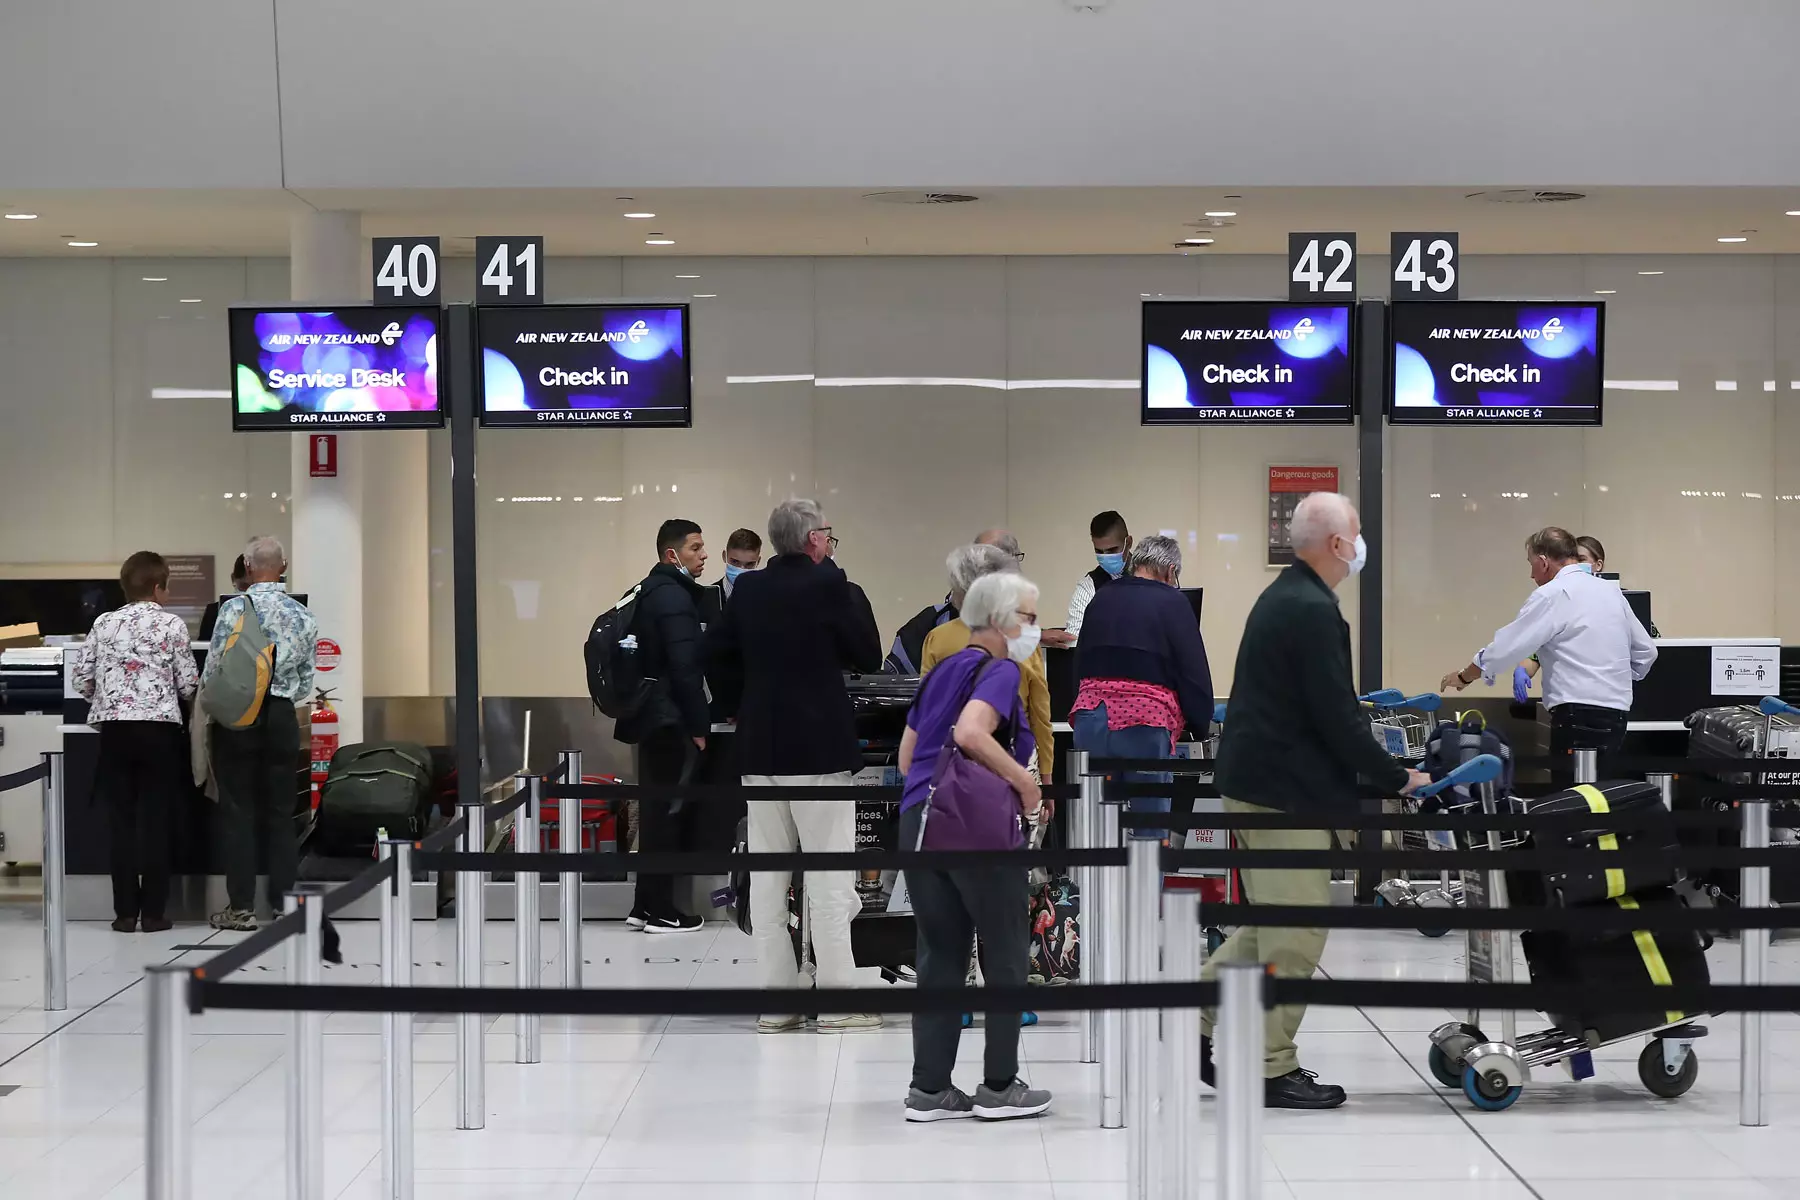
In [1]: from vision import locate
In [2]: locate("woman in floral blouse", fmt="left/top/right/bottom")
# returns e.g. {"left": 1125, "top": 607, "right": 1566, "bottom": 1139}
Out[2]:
{"left": 72, "top": 552, "right": 199, "bottom": 932}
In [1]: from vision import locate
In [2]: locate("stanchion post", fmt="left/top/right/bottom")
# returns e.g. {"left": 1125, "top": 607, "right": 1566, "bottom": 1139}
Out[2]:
{"left": 380, "top": 839, "right": 415, "bottom": 1200}
{"left": 1572, "top": 747, "right": 1598, "bottom": 785}
{"left": 286, "top": 889, "right": 325, "bottom": 1200}
{"left": 1647, "top": 772, "right": 1674, "bottom": 811}
{"left": 456, "top": 801, "right": 487, "bottom": 1130}
{"left": 559, "top": 750, "right": 584, "bottom": 990}
{"left": 1125, "top": 835, "right": 1160, "bottom": 1200}
{"left": 1071, "top": 750, "right": 1098, "bottom": 1065}
{"left": 1162, "top": 888, "right": 1202, "bottom": 1200}
{"left": 144, "top": 964, "right": 191, "bottom": 1200}
{"left": 1216, "top": 962, "right": 1265, "bottom": 1200}
{"left": 515, "top": 774, "right": 542, "bottom": 1065}
{"left": 41, "top": 751, "right": 66, "bottom": 1012}
{"left": 1098, "top": 799, "right": 1125, "bottom": 1128}
{"left": 1741, "top": 796, "right": 1770, "bottom": 1127}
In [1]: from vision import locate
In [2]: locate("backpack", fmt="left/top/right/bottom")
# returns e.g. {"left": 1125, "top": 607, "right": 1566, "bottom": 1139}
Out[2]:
{"left": 583, "top": 584, "right": 651, "bottom": 720}
{"left": 312, "top": 741, "right": 434, "bottom": 855}
{"left": 1423, "top": 710, "right": 1515, "bottom": 802}
{"left": 199, "top": 596, "right": 274, "bottom": 729}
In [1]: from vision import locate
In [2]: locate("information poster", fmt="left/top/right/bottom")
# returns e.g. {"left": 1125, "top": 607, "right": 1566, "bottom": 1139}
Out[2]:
{"left": 1711, "top": 644, "right": 1779, "bottom": 696}
{"left": 1267, "top": 466, "right": 1340, "bottom": 566}
{"left": 162, "top": 555, "right": 215, "bottom": 637}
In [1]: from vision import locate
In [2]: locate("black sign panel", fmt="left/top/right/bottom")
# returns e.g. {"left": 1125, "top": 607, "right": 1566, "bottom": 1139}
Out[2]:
{"left": 1390, "top": 232, "right": 1460, "bottom": 301}
{"left": 1288, "top": 232, "right": 1357, "bottom": 302}
{"left": 475, "top": 236, "right": 545, "bottom": 306}
{"left": 371, "top": 237, "right": 439, "bottom": 306}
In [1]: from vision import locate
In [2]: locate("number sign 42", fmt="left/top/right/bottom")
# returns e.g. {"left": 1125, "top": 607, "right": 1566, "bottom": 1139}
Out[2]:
{"left": 1288, "top": 233, "right": 1356, "bottom": 301}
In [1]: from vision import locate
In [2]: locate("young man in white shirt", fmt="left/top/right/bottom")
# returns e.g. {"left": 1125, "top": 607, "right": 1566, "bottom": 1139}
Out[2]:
{"left": 1442, "top": 525, "right": 1657, "bottom": 774}
{"left": 1063, "top": 510, "right": 1132, "bottom": 643}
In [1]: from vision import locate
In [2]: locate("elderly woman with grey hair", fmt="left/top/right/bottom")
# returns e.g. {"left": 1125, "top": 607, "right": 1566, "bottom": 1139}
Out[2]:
{"left": 1070, "top": 534, "right": 1214, "bottom": 839}
{"left": 896, "top": 571, "right": 1053, "bottom": 1123}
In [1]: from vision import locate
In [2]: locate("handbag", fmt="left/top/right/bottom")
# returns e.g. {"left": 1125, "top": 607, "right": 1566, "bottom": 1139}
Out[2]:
{"left": 915, "top": 654, "right": 1026, "bottom": 852}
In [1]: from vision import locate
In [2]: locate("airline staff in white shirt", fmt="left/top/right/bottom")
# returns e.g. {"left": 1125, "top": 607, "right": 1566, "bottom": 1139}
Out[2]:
{"left": 1441, "top": 526, "right": 1657, "bottom": 770}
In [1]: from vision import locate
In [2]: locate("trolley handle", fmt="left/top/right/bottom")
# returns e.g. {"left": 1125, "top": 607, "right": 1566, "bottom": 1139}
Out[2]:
{"left": 1412, "top": 752, "right": 1502, "bottom": 800}
{"left": 1758, "top": 695, "right": 1799, "bottom": 719}
{"left": 1360, "top": 689, "right": 1443, "bottom": 713}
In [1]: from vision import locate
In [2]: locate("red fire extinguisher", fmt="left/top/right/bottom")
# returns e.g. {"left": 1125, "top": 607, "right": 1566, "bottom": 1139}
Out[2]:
{"left": 309, "top": 688, "right": 338, "bottom": 812}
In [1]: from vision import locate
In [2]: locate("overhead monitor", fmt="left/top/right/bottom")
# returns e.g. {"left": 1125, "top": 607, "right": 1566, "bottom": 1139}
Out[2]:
{"left": 1388, "top": 300, "right": 1604, "bottom": 425}
{"left": 1142, "top": 301, "right": 1356, "bottom": 425}
{"left": 229, "top": 306, "right": 443, "bottom": 431}
{"left": 477, "top": 303, "right": 691, "bottom": 428}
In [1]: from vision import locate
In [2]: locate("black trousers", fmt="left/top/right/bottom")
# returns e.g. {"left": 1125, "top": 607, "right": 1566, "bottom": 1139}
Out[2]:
{"left": 1549, "top": 702, "right": 1629, "bottom": 784}
{"left": 898, "top": 804, "right": 1030, "bottom": 1094}
{"left": 213, "top": 698, "right": 301, "bottom": 913}
{"left": 633, "top": 729, "right": 697, "bottom": 916}
{"left": 96, "top": 720, "right": 187, "bottom": 921}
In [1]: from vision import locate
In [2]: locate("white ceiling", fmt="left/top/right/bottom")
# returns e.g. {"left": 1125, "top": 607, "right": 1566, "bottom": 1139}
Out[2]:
{"left": 1, "top": 187, "right": 1797, "bottom": 259}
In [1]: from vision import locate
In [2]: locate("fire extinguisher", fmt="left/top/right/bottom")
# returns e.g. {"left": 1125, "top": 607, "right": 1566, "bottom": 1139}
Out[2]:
{"left": 309, "top": 688, "right": 338, "bottom": 812}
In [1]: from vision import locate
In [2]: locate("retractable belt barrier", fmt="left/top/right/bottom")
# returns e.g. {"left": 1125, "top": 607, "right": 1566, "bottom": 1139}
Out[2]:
{"left": 0, "top": 761, "right": 50, "bottom": 793}
{"left": 538, "top": 781, "right": 1081, "bottom": 802}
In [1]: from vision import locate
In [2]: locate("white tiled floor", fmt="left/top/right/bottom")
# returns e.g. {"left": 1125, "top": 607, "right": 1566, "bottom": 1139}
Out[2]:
{"left": 1, "top": 910, "right": 1797, "bottom": 1198}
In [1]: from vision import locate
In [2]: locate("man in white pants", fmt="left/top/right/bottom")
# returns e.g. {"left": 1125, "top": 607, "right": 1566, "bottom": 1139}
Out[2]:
{"left": 707, "top": 498, "right": 886, "bottom": 1031}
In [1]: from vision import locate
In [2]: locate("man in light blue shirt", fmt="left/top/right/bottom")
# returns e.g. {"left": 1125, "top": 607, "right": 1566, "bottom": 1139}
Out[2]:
{"left": 204, "top": 535, "right": 319, "bottom": 931}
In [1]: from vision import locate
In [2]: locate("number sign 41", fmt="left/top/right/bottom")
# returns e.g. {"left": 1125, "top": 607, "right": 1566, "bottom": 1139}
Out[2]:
{"left": 475, "top": 236, "right": 545, "bottom": 306}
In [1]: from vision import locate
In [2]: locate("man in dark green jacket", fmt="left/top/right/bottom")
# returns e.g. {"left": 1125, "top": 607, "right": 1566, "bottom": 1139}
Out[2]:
{"left": 1202, "top": 492, "right": 1428, "bottom": 1109}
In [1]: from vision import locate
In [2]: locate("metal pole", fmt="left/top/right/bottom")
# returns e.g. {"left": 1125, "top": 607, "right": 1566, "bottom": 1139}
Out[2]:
{"left": 1647, "top": 772, "right": 1674, "bottom": 810}
{"left": 1216, "top": 962, "right": 1265, "bottom": 1200}
{"left": 380, "top": 839, "right": 415, "bottom": 1200}
{"left": 144, "top": 964, "right": 191, "bottom": 1200}
{"left": 1572, "top": 747, "right": 1598, "bottom": 785}
{"left": 40, "top": 751, "right": 66, "bottom": 1012}
{"left": 560, "top": 750, "right": 584, "bottom": 990}
{"left": 1125, "top": 836, "right": 1160, "bottom": 1200}
{"left": 515, "top": 774, "right": 542, "bottom": 1064}
{"left": 286, "top": 890, "right": 324, "bottom": 1200}
{"left": 1162, "top": 888, "right": 1202, "bottom": 1200}
{"left": 456, "top": 802, "right": 487, "bottom": 1130}
{"left": 1741, "top": 797, "right": 1770, "bottom": 1127}
{"left": 1098, "top": 799, "right": 1125, "bottom": 1128}
{"left": 1072, "top": 750, "right": 1098, "bottom": 1065}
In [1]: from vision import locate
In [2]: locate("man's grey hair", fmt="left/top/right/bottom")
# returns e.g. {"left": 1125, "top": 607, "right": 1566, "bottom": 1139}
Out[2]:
{"left": 244, "top": 535, "right": 286, "bottom": 575}
{"left": 946, "top": 543, "right": 1018, "bottom": 601}
{"left": 1129, "top": 534, "right": 1182, "bottom": 577}
{"left": 1288, "top": 492, "right": 1357, "bottom": 552}
{"left": 974, "top": 528, "right": 1020, "bottom": 558}
{"left": 962, "top": 572, "right": 1040, "bottom": 633}
{"left": 768, "top": 498, "right": 825, "bottom": 556}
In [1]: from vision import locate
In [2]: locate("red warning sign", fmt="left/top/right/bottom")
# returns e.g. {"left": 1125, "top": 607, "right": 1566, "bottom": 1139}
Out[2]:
{"left": 316, "top": 638, "right": 341, "bottom": 672}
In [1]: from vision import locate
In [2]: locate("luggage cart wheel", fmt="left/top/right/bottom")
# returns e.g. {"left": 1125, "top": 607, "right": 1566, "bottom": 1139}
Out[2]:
{"left": 1427, "top": 1045, "right": 1464, "bottom": 1089}
{"left": 1419, "top": 925, "right": 1451, "bottom": 939}
{"left": 1637, "top": 1041, "right": 1699, "bottom": 1098}
{"left": 1461, "top": 1063, "right": 1523, "bottom": 1111}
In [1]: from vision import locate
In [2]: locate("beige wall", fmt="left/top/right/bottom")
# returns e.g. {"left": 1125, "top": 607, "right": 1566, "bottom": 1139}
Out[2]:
{"left": 5, "top": 252, "right": 1798, "bottom": 699}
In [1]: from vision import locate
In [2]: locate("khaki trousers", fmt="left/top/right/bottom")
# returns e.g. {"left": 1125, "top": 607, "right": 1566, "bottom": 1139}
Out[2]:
{"left": 1200, "top": 797, "right": 1331, "bottom": 1078}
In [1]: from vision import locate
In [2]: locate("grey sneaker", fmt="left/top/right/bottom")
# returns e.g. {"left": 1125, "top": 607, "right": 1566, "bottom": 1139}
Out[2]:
{"left": 904, "top": 1086, "right": 975, "bottom": 1122}
{"left": 209, "top": 907, "right": 257, "bottom": 932}
{"left": 972, "top": 1078, "right": 1052, "bottom": 1120}
{"left": 816, "top": 1013, "right": 882, "bottom": 1032}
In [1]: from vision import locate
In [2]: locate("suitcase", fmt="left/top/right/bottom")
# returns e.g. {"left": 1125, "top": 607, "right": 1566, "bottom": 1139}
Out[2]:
{"left": 1680, "top": 706, "right": 1800, "bottom": 904}
{"left": 1028, "top": 874, "right": 1080, "bottom": 983}
{"left": 1521, "top": 887, "right": 1710, "bottom": 1043}
{"left": 1514, "top": 780, "right": 1677, "bottom": 907}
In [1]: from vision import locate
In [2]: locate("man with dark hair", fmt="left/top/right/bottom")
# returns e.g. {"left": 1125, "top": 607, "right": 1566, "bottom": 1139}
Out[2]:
{"left": 1443, "top": 525, "right": 1656, "bottom": 772}
{"left": 615, "top": 518, "right": 711, "bottom": 933}
{"left": 198, "top": 554, "right": 250, "bottom": 642}
{"left": 1064, "top": 510, "right": 1132, "bottom": 641}
{"left": 73, "top": 552, "right": 199, "bottom": 933}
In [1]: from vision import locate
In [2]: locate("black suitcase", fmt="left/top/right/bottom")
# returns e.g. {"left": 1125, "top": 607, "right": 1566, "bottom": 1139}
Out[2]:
{"left": 1680, "top": 706, "right": 1800, "bottom": 904}
{"left": 1521, "top": 887, "right": 1710, "bottom": 1043}
{"left": 1512, "top": 780, "right": 1677, "bottom": 907}
{"left": 311, "top": 741, "right": 435, "bottom": 856}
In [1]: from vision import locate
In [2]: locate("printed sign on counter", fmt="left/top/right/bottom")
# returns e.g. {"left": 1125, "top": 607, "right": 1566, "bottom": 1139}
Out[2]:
{"left": 162, "top": 555, "right": 215, "bottom": 638}
{"left": 1267, "top": 465, "right": 1340, "bottom": 567}
{"left": 1711, "top": 644, "right": 1779, "bottom": 695}
{"left": 315, "top": 638, "right": 341, "bottom": 672}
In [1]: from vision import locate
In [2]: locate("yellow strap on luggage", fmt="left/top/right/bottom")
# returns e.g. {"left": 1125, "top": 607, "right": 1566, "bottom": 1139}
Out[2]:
{"left": 1615, "top": 894, "right": 1685, "bottom": 1025}
{"left": 1573, "top": 784, "right": 1627, "bottom": 899}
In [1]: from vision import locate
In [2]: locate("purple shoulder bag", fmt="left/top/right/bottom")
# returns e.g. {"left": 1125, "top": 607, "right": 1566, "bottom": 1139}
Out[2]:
{"left": 915, "top": 655, "right": 1025, "bottom": 852}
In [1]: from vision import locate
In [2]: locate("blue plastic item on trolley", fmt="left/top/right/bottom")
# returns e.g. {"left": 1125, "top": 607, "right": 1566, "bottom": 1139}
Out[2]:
{"left": 1759, "top": 695, "right": 1799, "bottom": 718}
{"left": 1569, "top": 1050, "right": 1595, "bottom": 1081}
{"left": 1411, "top": 753, "right": 1502, "bottom": 801}
{"left": 1359, "top": 688, "right": 1406, "bottom": 707}
{"left": 1213, "top": 701, "right": 1228, "bottom": 725}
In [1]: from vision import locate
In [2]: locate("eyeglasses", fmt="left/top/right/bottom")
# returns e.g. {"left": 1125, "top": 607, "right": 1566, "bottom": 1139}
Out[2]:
{"left": 1011, "top": 551, "right": 1026, "bottom": 564}
{"left": 815, "top": 526, "right": 840, "bottom": 554}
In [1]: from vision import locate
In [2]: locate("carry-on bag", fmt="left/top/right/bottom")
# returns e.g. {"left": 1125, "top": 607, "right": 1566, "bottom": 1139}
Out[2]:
{"left": 311, "top": 740, "right": 434, "bottom": 855}
{"left": 1517, "top": 780, "right": 1677, "bottom": 907}
{"left": 1520, "top": 886, "right": 1710, "bottom": 1043}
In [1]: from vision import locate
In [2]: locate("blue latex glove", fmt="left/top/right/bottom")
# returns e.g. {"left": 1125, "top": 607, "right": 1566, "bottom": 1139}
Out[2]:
{"left": 1512, "top": 665, "right": 1531, "bottom": 704}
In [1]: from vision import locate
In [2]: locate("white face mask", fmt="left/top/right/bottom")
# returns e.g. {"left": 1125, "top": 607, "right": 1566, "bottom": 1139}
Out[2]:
{"left": 1005, "top": 623, "right": 1042, "bottom": 663}
{"left": 1337, "top": 533, "right": 1367, "bottom": 577}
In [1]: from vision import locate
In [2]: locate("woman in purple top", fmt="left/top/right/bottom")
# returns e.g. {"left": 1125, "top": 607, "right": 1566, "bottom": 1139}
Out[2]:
{"left": 895, "top": 572, "right": 1053, "bottom": 1124}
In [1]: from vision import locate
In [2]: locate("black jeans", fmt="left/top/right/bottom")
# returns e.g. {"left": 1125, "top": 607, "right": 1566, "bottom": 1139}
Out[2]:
{"left": 898, "top": 803, "right": 1030, "bottom": 1094}
{"left": 214, "top": 698, "right": 301, "bottom": 913}
{"left": 96, "top": 720, "right": 186, "bottom": 921}
{"left": 1549, "top": 702, "right": 1629, "bottom": 784}
{"left": 633, "top": 729, "right": 697, "bottom": 916}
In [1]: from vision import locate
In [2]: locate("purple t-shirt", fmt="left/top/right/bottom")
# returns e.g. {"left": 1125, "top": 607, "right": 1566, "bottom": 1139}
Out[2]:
{"left": 901, "top": 647, "right": 1034, "bottom": 812}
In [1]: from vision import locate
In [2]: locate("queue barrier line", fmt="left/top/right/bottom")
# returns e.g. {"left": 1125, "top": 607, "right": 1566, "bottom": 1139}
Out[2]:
{"left": 1158, "top": 845, "right": 1800, "bottom": 871}
{"left": 1187, "top": 902, "right": 1800, "bottom": 933}
{"left": 1125, "top": 808, "right": 1791, "bottom": 831}
{"left": 0, "top": 761, "right": 49, "bottom": 793}
{"left": 1101, "top": 777, "right": 1800, "bottom": 802}
{"left": 1089, "top": 753, "right": 1800, "bottom": 776}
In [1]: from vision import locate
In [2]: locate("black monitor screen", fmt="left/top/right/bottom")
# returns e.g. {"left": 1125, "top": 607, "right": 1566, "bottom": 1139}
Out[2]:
{"left": 229, "top": 305, "right": 443, "bottom": 431}
{"left": 477, "top": 304, "right": 691, "bottom": 428}
{"left": 1142, "top": 301, "right": 1355, "bottom": 425}
{"left": 1389, "top": 300, "right": 1604, "bottom": 425}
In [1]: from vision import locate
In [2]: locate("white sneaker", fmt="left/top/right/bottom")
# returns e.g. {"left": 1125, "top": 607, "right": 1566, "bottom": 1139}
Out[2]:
{"left": 757, "top": 1015, "right": 806, "bottom": 1034}
{"left": 817, "top": 1013, "right": 883, "bottom": 1032}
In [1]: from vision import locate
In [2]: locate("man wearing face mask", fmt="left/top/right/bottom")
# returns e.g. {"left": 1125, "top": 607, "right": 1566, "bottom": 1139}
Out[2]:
{"left": 1203, "top": 493, "right": 1429, "bottom": 1109}
{"left": 1063, "top": 511, "right": 1132, "bottom": 643}
{"left": 1443, "top": 526, "right": 1656, "bottom": 775}
{"left": 701, "top": 527, "right": 763, "bottom": 627}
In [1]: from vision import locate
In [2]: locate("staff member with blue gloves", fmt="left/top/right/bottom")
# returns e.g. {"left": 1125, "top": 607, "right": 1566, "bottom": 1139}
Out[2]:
{"left": 1443, "top": 526, "right": 1657, "bottom": 771}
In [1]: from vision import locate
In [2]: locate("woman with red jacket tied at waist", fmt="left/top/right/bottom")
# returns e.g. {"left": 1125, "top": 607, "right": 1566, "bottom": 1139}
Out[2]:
{"left": 1069, "top": 534, "right": 1214, "bottom": 841}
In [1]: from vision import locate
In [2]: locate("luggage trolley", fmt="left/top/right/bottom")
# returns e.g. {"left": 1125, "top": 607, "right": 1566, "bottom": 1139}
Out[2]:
{"left": 1175, "top": 702, "right": 1236, "bottom": 955}
{"left": 1359, "top": 691, "right": 1461, "bottom": 933}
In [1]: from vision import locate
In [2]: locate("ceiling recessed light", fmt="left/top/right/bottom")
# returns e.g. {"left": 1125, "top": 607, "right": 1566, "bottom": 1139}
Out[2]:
{"left": 67, "top": 240, "right": 98, "bottom": 247}
{"left": 623, "top": 212, "right": 656, "bottom": 219}
{"left": 1594, "top": 289, "right": 1617, "bottom": 294}
{"left": 1718, "top": 236, "right": 1749, "bottom": 243}
{"left": 179, "top": 298, "right": 203, "bottom": 303}
{"left": 3, "top": 213, "right": 38, "bottom": 220}
{"left": 645, "top": 238, "right": 675, "bottom": 246}
{"left": 1203, "top": 210, "right": 1237, "bottom": 218}
{"left": 1638, "top": 270, "right": 1664, "bottom": 276}
{"left": 142, "top": 276, "right": 168, "bottom": 282}
{"left": 1184, "top": 237, "right": 1214, "bottom": 245}
{"left": 676, "top": 274, "right": 700, "bottom": 279}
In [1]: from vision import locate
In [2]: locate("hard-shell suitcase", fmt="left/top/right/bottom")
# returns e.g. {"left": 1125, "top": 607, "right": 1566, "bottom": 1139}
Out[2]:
{"left": 1681, "top": 706, "right": 1800, "bottom": 904}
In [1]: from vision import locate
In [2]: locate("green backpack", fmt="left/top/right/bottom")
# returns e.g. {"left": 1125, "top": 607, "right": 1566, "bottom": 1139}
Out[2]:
{"left": 314, "top": 741, "right": 435, "bottom": 854}
{"left": 199, "top": 597, "right": 275, "bottom": 729}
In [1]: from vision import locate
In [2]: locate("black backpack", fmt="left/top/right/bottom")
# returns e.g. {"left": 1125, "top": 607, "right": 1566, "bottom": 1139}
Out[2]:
{"left": 1422, "top": 710, "right": 1515, "bottom": 802}
{"left": 584, "top": 584, "right": 651, "bottom": 720}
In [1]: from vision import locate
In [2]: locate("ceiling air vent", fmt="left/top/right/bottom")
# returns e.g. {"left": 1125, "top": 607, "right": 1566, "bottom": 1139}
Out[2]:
{"left": 1467, "top": 189, "right": 1588, "bottom": 204}
{"left": 863, "top": 191, "right": 979, "bottom": 205}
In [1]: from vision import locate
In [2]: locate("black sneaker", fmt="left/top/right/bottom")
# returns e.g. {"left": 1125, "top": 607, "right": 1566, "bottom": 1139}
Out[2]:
{"left": 641, "top": 911, "right": 703, "bottom": 934}
{"left": 1200, "top": 1035, "right": 1215, "bottom": 1088}
{"left": 1264, "top": 1068, "right": 1346, "bottom": 1110}
{"left": 624, "top": 908, "right": 648, "bottom": 931}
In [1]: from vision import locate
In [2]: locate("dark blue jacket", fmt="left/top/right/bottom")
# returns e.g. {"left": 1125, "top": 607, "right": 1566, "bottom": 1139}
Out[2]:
{"left": 1073, "top": 575, "right": 1214, "bottom": 736}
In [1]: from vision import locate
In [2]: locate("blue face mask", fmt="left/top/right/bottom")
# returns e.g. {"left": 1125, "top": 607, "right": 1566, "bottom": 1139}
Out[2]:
{"left": 1576, "top": 563, "right": 1593, "bottom": 574}
{"left": 1097, "top": 552, "right": 1126, "bottom": 577}
{"left": 725, "top": 563, "right": 748, "bottom": 583}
